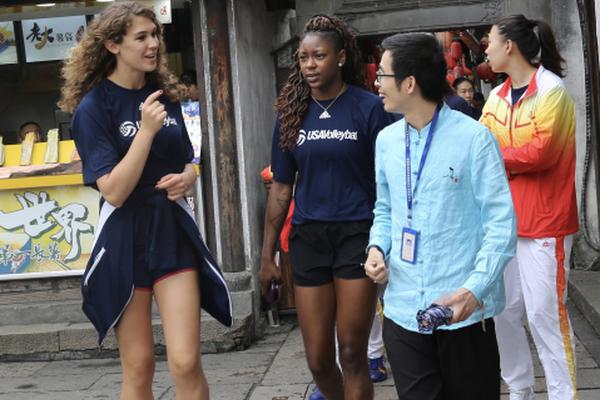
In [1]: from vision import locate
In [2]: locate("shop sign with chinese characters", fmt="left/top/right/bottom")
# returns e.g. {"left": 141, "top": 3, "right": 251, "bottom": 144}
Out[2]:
{"left": 0, "top": 186, "right": 98, "bottom": 280}
{"left": 21, "top": 15, "right": 86, "bottom": 63}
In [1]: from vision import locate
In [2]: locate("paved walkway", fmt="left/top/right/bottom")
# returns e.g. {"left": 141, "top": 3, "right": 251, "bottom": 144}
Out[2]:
{"left": 0, "top": 313, "right": 599, "bottom": 399}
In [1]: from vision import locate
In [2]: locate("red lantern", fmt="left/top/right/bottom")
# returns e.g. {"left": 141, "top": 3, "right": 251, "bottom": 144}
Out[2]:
{"left": 450, "top": 40, "right": 463, "bottom": 60}
{"left": 476, "top": 61, "right": 495, "bottom": 81}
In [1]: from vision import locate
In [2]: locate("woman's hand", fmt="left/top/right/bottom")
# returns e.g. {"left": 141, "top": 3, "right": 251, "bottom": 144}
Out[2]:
{"left": 259, "top": 256, "right": 282, "bottom": 297}
{"left": 156, "top": 165, "right": 196, "bottom": 201}
{"left": 140, "top": 90, "right": 167, "bottom": 137}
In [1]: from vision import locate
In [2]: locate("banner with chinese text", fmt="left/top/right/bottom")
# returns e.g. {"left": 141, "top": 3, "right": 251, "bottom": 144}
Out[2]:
{"left": 21, "top": 15, "right": 86, "bottom": 63}
{"left": 0, "top": 186, "right": 98, "bottom": 280}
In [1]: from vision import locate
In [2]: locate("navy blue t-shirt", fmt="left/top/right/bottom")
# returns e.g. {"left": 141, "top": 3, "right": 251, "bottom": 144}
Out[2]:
{"left": 446, "top": 94, "right": 477, "bottom": 119}
{"left": 72, "top": 79, "right": 193, "bottom": 191}
{"left": 511, "top": 85, "right": 528, "bottom": 105}
{"left": 271, "top": 85, "right": 395, "bottom": 224}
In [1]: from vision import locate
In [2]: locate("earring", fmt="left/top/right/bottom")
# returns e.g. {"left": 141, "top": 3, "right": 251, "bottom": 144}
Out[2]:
{"left": 338, "top": 63, "right": 343, "bottom": 67}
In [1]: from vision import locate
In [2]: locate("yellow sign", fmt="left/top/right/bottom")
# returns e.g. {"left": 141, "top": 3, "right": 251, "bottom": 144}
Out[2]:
{"left": 0, "top": 185, "right": 98, "bottom": 279}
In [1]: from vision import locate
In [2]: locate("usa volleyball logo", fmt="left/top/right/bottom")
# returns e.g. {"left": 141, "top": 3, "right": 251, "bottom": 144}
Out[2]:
{"left": 297, "top": 130, "right": 307, "bottom": 146}
{"left": 296, "top": 128, "right": 357, "bottom": 147}
{"left": 119, "top": 121, "right": 138, "bottom": 137}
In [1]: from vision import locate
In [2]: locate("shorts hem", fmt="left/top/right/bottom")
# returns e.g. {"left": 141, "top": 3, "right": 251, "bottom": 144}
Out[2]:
{"left": 154, "top": 267, "right": 197, "bottom": 285}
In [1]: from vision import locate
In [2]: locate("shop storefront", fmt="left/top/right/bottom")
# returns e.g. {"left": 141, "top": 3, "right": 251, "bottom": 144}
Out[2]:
{"left": 0, "top": 1, "right": 265, "bottom": 351}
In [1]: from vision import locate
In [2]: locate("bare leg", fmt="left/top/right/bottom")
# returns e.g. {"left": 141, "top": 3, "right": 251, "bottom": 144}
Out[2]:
{"left": 295, "top": 283, "right": 344, "bottom": 400}
{"left": 154, "top": 270, "right": 208, "bottom": 400}
{"left": 335, "top": 277, "right": 377, "bottom": 400}
{"left": 115, "top": 289, "right": 155, "bottom": 400}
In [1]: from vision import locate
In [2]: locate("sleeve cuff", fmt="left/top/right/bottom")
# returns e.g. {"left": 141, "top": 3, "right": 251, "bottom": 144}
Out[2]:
{"left": 366, "top": 244, "right": 385, "bottom": 257}
{"left": 461, "top": 278, "right": 486, "bottom": 304}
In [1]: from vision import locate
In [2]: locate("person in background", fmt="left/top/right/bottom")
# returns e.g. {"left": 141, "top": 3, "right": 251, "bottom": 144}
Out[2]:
{"left": 453, "top": 76, "right": 475, "bottom": 105}
{"left": 19, "top": 121, "right": 42, "bottom": 143}
{"left": 482, "top": 14, "right": 579, "bottom": 400}
{"left": 446, "top": 77, "right": 478, "bottom": 119}
{"left": 260, "top": 14, "right": 394, "bottom": 400}
{"left": 364, "top": 32, "right": 516, "bottom": 400}
{"left": 180, "top": 69, "right": 200, "bottom": 101}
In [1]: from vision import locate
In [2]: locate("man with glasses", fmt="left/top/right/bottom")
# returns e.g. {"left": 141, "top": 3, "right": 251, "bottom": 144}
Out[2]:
{"left": 363, "top": 32, "right": 516, "bottom": 399}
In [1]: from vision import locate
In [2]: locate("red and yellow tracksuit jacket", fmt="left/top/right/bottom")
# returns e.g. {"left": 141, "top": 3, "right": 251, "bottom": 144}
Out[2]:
{"left": 480, "top": 65, "right": 579, "bottom": 238}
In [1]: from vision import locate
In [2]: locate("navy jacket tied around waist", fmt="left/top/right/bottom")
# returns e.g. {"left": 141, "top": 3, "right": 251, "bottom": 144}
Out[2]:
{"left": 81, "top": 187, "right": 233, "bottom": 345}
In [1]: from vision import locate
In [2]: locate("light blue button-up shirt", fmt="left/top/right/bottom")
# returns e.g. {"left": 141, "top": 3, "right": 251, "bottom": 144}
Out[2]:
{"left": 369, "top": 104, "right": 516, "bottom": 333}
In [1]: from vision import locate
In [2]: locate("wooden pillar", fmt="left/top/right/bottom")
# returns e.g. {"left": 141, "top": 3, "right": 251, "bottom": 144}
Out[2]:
{"left": 581, "top": 0, "right": 600, "bottom": 212}
{"left": 190, "top": 0, "right": 245, "bottom": 272}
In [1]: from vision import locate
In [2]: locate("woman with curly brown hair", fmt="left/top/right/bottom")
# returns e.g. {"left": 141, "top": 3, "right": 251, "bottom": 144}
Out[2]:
{"left": 260, "top": 14, "right": 394, "bottom": 400}
{"left": 59, "top": 2, "right": 231, "bottom": 399}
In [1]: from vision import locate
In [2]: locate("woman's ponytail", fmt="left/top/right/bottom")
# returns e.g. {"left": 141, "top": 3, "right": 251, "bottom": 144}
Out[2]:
{"left": 496, "top": 14, "right": 565, "bottom": 77}
{"left": 535, "top": 19, "right": 565, "bottom": 77}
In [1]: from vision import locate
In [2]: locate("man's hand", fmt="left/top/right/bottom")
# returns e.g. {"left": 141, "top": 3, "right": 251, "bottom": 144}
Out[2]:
{"left": 438, "top": 288, "right": 481, "bottom": 324}
{"left": 364, "top": 246, "right": 387, "bottom": 284}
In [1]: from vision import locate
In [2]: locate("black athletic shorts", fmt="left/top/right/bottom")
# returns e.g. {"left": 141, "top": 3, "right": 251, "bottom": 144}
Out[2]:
{"left": 132, "top": 208, "right": 198, "bottom": 291}
{"left": 288, "top": 220, "right": 371, "bottom": 286}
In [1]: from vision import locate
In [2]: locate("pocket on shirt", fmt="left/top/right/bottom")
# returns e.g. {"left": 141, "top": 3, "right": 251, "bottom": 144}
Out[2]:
{"left": 427, "top": 169, "right": 468, "bottom": 192}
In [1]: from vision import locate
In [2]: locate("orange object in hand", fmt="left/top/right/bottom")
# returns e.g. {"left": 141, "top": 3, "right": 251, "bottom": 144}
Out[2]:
{"left": 260, "top": 165, "right": 273, "bottom": 182}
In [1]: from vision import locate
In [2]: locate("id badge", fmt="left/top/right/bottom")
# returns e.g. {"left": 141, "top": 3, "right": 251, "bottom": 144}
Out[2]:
{"left": 401, "top": 227, "right": 419, "bottom": 264}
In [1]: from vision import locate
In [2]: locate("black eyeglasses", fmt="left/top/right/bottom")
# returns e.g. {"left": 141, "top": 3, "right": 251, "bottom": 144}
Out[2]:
{"left": 375, "top": 71, "right": 396, "bottom": 84}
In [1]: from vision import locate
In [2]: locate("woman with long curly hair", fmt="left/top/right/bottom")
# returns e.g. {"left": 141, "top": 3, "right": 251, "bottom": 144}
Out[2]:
{"left": 59, "top": 2, "right": 231, "bottom": 399}
{"left": 260, "top": 14, "right": 394, "bottom": 400}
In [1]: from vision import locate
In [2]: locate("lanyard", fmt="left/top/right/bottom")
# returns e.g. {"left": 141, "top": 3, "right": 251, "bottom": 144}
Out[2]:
{"left": 405, "top": 104, "right": 441, "bottom": 225}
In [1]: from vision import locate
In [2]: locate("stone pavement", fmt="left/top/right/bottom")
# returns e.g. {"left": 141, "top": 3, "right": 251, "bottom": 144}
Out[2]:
{"left": 0, "top": 312, "right": 599, "bottom": 400}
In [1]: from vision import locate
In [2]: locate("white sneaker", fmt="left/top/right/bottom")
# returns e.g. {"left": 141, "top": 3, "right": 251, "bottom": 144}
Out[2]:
{"left": 509, "top": 387, "right": 535, "bottom": 400}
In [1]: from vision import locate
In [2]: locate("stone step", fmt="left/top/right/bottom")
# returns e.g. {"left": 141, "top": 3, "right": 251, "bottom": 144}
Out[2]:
{"left": 0, "top": 271, "right": 255, "bottom": 326}
{"left": 0, "top": 288, "right": 256, "bottom": 361}
{"left": 0, "top": 297, "right": 164, "bottom": 326}
{"left": 0, "top": 313, "right": 252, "bottom": 361}
{"left": 569, "top": 270, "right": 600, "bottom": 338}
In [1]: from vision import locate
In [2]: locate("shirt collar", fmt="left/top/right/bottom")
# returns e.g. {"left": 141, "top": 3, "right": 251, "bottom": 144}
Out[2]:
{"left": 497, "top": 65, "right": 543, "bottom": 101}
{"left": 406, "top": 102, "right": 448, "bottom": 136}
